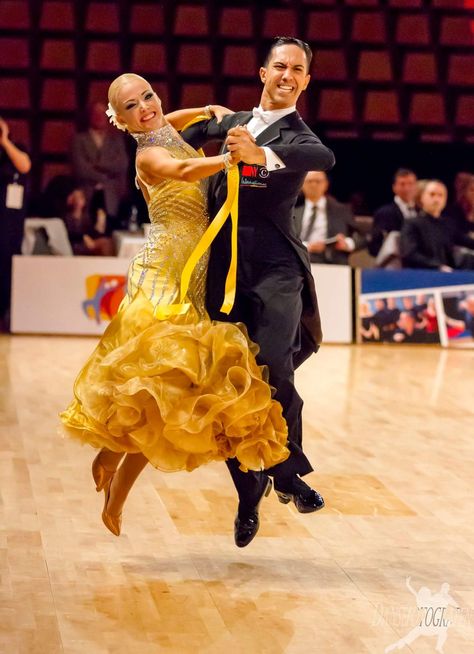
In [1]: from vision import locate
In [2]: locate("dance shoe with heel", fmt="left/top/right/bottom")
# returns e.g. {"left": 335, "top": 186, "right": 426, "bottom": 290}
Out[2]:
{"left": 274, "top": 476, "right": 325, "bottom": 514}
{"left": 101, "top": 477, "right": 122, "bottom": 537}
{"left": 92, "top": 452, "right": 116, "bottom": 492}
{"left": 234, "top": 477, "right": 272, "bottom": 548}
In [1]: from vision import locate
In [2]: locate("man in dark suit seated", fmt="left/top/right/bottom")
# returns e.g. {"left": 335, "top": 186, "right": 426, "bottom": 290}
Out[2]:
{"left": 294, "top": 170, "right": 364, "bottom": 264}
{"left": 368, "top": 168, "right": 418, "bottom": 260}
{"left": 400, "top": 180, "right": 459, "bottom": 271}
{"left": 183, "top": 36, "right": 335, "bottom": 547}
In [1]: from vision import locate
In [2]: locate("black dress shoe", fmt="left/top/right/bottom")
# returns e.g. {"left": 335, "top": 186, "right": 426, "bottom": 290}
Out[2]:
{"left": 234, "top": 478, "right": 272, "bottom": 548}
{"left": 274, "top": 476, "right": 325, "bottom": 514}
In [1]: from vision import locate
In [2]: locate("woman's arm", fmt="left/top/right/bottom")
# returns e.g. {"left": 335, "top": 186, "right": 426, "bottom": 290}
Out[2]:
{"left": 137, "top": 145, "right": 238, "bottom": 184}
{"left": 165, "top": 105, "right": 234, "bottom": 131}
{"left": 0, "top": 118, "right": 31, "bottom": 174}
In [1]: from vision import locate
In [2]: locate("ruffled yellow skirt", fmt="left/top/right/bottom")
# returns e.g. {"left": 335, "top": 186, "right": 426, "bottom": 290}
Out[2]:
{"left": 60, "top": 292, "right": 289, "bottom": 473}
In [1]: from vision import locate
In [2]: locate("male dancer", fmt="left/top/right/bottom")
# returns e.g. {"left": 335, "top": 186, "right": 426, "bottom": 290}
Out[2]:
{"left": 183, "top": 37, "right": 335, "bottom": 547}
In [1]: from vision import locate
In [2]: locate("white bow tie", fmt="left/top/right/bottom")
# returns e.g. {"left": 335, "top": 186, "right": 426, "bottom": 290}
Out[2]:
{"left": 252, "top": 107, "right": 273, "bottom": 124}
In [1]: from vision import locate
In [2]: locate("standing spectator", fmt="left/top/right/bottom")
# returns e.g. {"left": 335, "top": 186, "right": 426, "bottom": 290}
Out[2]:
{"left": 294, "top": 171, "right": 363, "bottom": 265}
{"left": 369, "top": 168, "right": 418, "bottom": 258}
{"left": 0, "top": 117, "right": 31, "bottom": 331}
{"left": 400, "top": 180, "right": 461, "bottom": 271}
{"left": 63, "top": 188, "right": 114, "bottom": 256}
{"left": 71, "top": 101, "right": 129, "bottom": 220}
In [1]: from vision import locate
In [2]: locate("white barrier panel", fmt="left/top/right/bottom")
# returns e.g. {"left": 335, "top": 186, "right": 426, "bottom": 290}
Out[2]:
{"left": 311, "top": 264, "right": 353, "bottom": 344}
{"left": 11, "top": 257, "right": 353, "bottom": 342}
{"left": 11, "top": 256, "right": 130, "bottom": 335}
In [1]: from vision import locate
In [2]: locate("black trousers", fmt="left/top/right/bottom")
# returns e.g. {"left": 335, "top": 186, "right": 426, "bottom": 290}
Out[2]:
{"left": 207, "top": 228, "right": 314, "bottom": 505}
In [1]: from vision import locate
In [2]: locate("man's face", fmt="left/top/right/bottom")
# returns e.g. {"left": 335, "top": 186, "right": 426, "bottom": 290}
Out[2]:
{"left": 302, "top": 171, "right": 328, "bottom": 202}
{"left": 393, "top": 173, "right": 417, "bottom": 204}
{"left": 259, "top": 44, "right": 310, "bottom": 110}
{"left": 420, "top": 182, "right": 447, "bottom": 217}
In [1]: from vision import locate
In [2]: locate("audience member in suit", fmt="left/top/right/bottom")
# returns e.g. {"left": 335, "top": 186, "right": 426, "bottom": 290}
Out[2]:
{"left": 400, "top": 180, "right": 462, "bottom": 271}
{"left": 294, "top": 170, "right": 363, "bottom": 264}
{"left": 71, "top": 101, "right": 129, "bottom": 219}
{"left": 0, "top": 117, "right": 31, "bottom": 331}
{"left": 444, "top": 174, "right": 474, "bottom": 260}
{"left": 368, "top": 168, "right": 418, "bottom": 258}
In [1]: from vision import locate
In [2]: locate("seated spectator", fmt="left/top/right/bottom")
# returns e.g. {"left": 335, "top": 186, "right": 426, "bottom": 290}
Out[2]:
{"left": 0, "top": 117, "right": 31, "bottom": 331}
{"left": 71, "top": 101, "right": 129, "bottom": 221}
{"left": 63, "top": 188, "right": 114, "bottom": 256}
{"left": 399, "top": 180, "right": 472, "bottom": 271}
{"left": 368, "top": 168, "right": 418, "bottom": 260}
{"left": 294, "top": 171, "right": 364, "bottom": 265}
{"left": 444, "top": 173, "right": 474, "bottom": 265}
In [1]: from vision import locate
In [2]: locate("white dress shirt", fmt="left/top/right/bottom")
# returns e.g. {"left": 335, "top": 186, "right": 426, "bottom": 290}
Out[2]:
{"left": 394, "top": 195, "right": 417, "bottom": 220}
{"left": 245, "top": 105, "right": 296, "bottom": 172}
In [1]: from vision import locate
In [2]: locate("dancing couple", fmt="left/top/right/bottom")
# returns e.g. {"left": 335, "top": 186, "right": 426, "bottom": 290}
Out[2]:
{"left": 61, "top": 37, "right": 335, "bottom": 547}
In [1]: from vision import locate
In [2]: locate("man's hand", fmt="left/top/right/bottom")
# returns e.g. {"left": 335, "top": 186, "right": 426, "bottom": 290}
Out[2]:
{"left": 0, "top": 117, "right": 10, "bottom": 146}
{"left": 439, "top": 265, "right": 453, "bottom": 273}
{"left": 225, "top": 126, "right": 266, "bottom": 165}
{"left": 308, "top": 241, "right": 326, "bottom": 254}
{"left": 334, "top": 233, "right": 351, "bottom": 252}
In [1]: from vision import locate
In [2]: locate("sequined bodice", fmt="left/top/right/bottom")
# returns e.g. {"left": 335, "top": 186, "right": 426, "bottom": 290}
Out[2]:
{"left": 125, "top": 124, "right": 209, "bottom": 315}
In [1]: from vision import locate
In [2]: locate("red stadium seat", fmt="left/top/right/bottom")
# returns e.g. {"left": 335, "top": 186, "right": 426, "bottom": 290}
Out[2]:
{"left": 388, "top": 0, "right": 421, "bottom": 5}
{"left": 41, "top": 163, "right": 72, "bottom": 191}
{"left": 177, "top": 44, "right": 212, "bottom": 75}
{"left": 456, "top": 95, "right": 474, "bottom": 127}
{"left": 41, "top": 40, "right": 75, "bottom": 70}
{"left": 41, "top": 79, "right": 76, "bottom": 110}
{"left": 358, "top": 51, "right": 392, "bottom": 81}
{"left": 403, "top": 53, "right": 437, "bottom": 84}
{"left": 432, "top": 0, "right": 466, "bottom": 7}
{"left": 6, "top": 119, "right": 30, "bottom": 148}
{"left": 314, "top": 50, "right": 347, "bottom": 81}
{"left": 318, "top": 89, "right": 354, "bottom": 122}
{"left": 364, "top": 91, "right": 400, "bottom": 123}
{"left": 396, "top": 14, "right": 430, "bottom": 45}
{"left": 263, "top": 9, "right": 297, "bottom": 38}
{"left": 352, "top": 12, "right": 386, "bottom": 43}
{"left": 175, "top": 5, "right": 208, "bottom": 36}
{"left": 180, "top": 84, "right": 215, "bottom": 107}
{"left": 87, "top": 80, "right": 110, "bottom": 105}
{"left": 132, "top": 43, "right": 166, "bottom": 74}
{"left": 40, "top": 2, "right": 74, "bottom": 30}
{"left": 86, "top": 3, "right": 120, "bottom": 32}
{"left": 219, "top": 8, "right": 253, "bottom": 38}
{"left": 130, "top": 4, "right": 164, "bottom": 34}
{"left": 0, "top": 1, "right": 29, "bottom": 28}
{"left": 226, "top": 84, "right": 261, "bottom": 112}
{"left": 448, "top": 55, "right": 474, "bottom": 86}
{"left": 440, "top": 17, "right": 473, "bottom": 46}
{"left": 306, "top": 12, "right": 341, "bottom": 42}
{"left": 223, "top": 46, "right": 257, "bottom": 77}
{"left": 346, "top": 0, "right": 378, "bottom": 5}
{"left": 86, "top": 42, "right": 120, "bottom": 72}
{"left": 410, "top": 93, "right": 445, "bottom": 125}
{"left": 0, "top": 78, "right": 29, "bottom": 110}
{"left": 0, "top": 38, "right": 29, "bottom": 69}
{"left": 41, "top": 121, "right": 76, "bottom": 154}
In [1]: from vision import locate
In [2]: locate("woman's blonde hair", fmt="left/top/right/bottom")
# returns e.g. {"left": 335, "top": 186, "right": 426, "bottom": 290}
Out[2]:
{"left": 107, "top": 73, "right": 149, "bottom": 111}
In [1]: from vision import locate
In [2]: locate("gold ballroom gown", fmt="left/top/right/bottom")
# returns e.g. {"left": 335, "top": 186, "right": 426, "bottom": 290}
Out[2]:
{"left": 60, "top": 123, "right": 289, "bottom": 473}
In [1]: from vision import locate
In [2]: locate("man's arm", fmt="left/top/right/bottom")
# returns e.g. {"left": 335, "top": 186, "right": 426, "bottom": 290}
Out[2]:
{"left": 181, "top": 114, "right": 240, "bottom": 151}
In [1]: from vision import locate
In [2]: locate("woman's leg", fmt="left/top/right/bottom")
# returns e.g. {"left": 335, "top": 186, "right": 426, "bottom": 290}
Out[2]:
{"left": 92, "top": 448, "right": 125, "bottom": 491}
{"left": 105, "top": 452, "right": 149, "bottom": 518}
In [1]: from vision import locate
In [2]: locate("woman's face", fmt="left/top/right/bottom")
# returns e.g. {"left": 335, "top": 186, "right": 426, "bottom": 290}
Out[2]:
{"left": 115, "top": 79, "right": 164, "bottom": 133}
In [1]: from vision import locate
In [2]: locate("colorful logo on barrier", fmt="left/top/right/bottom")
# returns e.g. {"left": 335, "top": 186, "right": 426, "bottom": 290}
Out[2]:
{"left": 82, "top": 275, "right": 126, "bottom": 324}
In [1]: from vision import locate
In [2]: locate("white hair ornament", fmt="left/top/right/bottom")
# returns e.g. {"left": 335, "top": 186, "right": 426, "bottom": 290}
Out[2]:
{"left": 105, "top": 103, "right": 127, "bottom": 132}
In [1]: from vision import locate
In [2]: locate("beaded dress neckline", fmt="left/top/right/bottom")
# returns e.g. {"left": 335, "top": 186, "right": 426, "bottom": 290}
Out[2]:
{"left": 131, "top": 124, "right": 176, "bottom": 151}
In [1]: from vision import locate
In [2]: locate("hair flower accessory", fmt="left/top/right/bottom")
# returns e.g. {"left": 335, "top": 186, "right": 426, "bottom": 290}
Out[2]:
{"left": 105, "top": 102, "right": 127, "bottom": 132}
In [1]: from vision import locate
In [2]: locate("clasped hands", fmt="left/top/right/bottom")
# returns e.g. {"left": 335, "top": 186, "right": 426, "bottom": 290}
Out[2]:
{"left": 308, "top": 234, "right": 350, "bottom": 253}
{"left": 225, "top": 126, "right": 266, "bottom": 167}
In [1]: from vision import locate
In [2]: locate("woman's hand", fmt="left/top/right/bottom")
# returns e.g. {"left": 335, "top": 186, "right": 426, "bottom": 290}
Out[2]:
{"left": 209, "top": 105, "right": 235, "bottom": 124}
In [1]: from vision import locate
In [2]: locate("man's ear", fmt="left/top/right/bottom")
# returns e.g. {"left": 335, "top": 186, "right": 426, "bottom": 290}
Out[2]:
{"left": 259, "top": 67, "right": 267, "bottom": 84}
{"left": 302, "top": 74, "right": 311, "bottom": 91}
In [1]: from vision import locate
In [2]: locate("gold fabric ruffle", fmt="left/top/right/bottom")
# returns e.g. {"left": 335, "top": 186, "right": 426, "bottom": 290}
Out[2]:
{"left": 60, "top": 293, "right": 289, "bottom": 473}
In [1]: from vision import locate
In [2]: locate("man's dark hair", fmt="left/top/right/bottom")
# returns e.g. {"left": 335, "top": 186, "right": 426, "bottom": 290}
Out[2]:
{"left": 393, "top": 168, "right": 416, "bottom": 183}
{"left": 263, "top": 37, "right": 313, "bottom": 72}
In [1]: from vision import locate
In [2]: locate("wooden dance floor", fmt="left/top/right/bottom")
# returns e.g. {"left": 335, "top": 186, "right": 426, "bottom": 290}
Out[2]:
{"left": 1, "top": 335, "right": 473, "bottom": 653}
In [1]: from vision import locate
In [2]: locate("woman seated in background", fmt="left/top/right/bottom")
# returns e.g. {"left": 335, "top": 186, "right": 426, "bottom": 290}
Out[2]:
{"left": 63, "top": 187, "right": 115, "bottom": 256}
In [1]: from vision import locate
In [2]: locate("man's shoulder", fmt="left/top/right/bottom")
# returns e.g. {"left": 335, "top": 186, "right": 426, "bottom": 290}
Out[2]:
{"left": 327, "top": 196, "right": 352, "bottom": 215}
{"left": 374, "top": 201, "right": 399, "bottom": 217}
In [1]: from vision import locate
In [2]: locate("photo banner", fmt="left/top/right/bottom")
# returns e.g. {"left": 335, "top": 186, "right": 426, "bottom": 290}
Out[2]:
{"left": 357, "top": 269, "right": 474, "bottom": 348}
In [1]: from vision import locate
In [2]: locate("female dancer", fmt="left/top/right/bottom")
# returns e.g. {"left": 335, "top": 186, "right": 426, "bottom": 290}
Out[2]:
{"left": 60, "top": 74, "right": 289, "bottom": 536}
